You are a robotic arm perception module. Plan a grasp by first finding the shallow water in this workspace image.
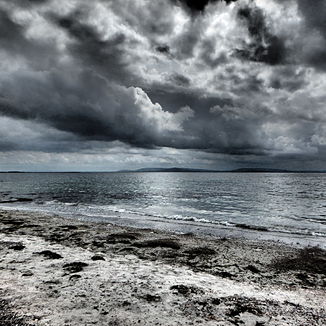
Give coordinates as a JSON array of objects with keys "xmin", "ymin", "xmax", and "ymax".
[{"xmin": 0, "ymin": 172, "xmax": 325, "ymax": 246}]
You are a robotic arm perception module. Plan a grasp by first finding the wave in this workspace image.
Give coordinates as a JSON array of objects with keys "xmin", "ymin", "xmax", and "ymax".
[{"xmin": 1, "ymin": 199, "xmax": 325, "ymax": 239}]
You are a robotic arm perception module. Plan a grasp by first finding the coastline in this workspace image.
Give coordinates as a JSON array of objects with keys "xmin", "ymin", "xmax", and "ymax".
[{"xmin": 0, "ymin": 209, "xmax": 325, "ymax": 325}]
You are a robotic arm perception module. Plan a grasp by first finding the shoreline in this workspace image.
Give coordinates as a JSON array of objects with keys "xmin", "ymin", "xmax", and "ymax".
[
  {"xmin": 0, "ymin": 209, "xmax": 325, "ymax": 325},
  {"xmin": 1, "ymin": 204, "xmax": 325, "ymax": 250}
]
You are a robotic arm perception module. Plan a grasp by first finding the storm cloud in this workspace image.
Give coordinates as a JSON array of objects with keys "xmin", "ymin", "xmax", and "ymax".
[{"xmin": 0, "ymin": 0, "xmax": 325, "ymax": 170}]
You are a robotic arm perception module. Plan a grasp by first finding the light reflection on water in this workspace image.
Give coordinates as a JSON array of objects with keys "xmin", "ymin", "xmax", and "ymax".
[{"xmin": 0, "ymin": 172, "xmax": 325, "ymax": 244}]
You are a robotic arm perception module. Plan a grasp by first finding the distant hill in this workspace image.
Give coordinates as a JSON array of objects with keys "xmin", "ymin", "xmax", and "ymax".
[
  {"xmin": 116, "ymin": 167, "xmax": 326, "ymax": 173},
  {"xmin": 230, "ymin": 168, "xmax": 290, "ymax": 173},
  {"xmin": 118, "ymin": 167, "xmax": 220, "ymax": 173}
]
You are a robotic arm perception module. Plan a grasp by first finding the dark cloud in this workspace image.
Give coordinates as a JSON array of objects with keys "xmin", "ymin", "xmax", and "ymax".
[
  {"xmin": 297, "ymin": 0, "xmax": 326, "ymax": 37},
  {"xmin": 199, "ymin": 39, "xmax": 228, "ymax": 68},
  {"xmin": 52, "ymin": 11, "xmax": 136, "ymax": 85},
  {"xmin": 177, "ymin": 0, "xmax": 213, "ymax": 12},
  {"xmin": 296, "ymin": 0, "xmax": 326, "ymax": 71},
  {"xmin": 174, "ymin": 0, "xmax": 237, "ymax": 13},
  {"xmin": 236, "ymin": 5, "xmax": 286, "ymax": 65},
  {"xmin": 0, "ymin": 0, "xmax": 325, "ymax": 169},
  {"xmin": 0, "ymin": 9, "xmax": 32, "ymax": 56},
  {"xmin": 169, "ymin": 74, "xmax": 191, "ymax": 87},
  {"xmin": 267, "ymin": 67, "xmax": 307, "ymax": 92},
  {"xmin": 0, "ymin": 7, "xmax": 58, "ymax": 70},
  {"xmin": 7, "ymin": 0, "xmax": 49, "ymax": 7},
  {"xmin": 156, "ymin": 45, "xmax": 170, "ymax": 54}
]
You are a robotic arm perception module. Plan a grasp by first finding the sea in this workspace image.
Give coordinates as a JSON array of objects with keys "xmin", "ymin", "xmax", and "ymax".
[{"xmin": 0, "ymin": 172, "xmax": 325, "ymax": 248}]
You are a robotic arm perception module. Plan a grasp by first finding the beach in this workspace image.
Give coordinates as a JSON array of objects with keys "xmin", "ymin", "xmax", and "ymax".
[{"xmin": 0, "ymin": 209, "xmax": 325, "ymax": 326}]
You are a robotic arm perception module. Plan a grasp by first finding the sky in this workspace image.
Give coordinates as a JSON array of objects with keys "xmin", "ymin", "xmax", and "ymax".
[{"xmin": 0, "ymin": 0, "xmax": 325, "ymax": 171}]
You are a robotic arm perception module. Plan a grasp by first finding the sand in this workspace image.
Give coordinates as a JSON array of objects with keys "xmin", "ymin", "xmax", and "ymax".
[{"xmin": 0, "ymin": 209, "xmax": 325, "ymax": 326}]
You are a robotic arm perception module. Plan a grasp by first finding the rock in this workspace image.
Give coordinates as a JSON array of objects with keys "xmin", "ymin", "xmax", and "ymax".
[
  {"xmin": 0, "ymin": 298, "xmax": 31, "ymax": 326},
  {"xmin": 0, "ymin": 198, "xmax": 33, "ymax": 204},
  {"xmin": 272, "ymin": 246, "xmax": 326, "ymax": 276},
  {"xmin": 143, "ymin": 294, "xmax": 161, "ymax": 302},
  {"xmin": 63, "ymin": 262, "xmax": 89, "ymax": 274},
  {"xmin": 16, "ymin": 198, "xmax": 33, "ymax": 202},
  {"xmin": 185, "ymin": 247, "xmax": 215, "ymax": 257},
  {"xmin": 170, "ymin": 284, "xmax": 204, "ymax": 296},
  {"xmin": 58, "ymin": 225, "xmax": 79, "ymax": 231},
  {"xmin": 109, "ymin": 232, "xmax": 139, "ymax": 241},
  {"xmin": 9, "ymin": 244, "xmax": 25, "ymax": 251},
  {"xmin": 36, "ymin": 250, "xmax": 63, "ymax": 259},
  {"xmin": 235, "ymin": 224, "xmax": 268, "ymax": 232},
  {"xmin": 91, "ymin": 255, "xmax": 105, "ymax": 261},
  {"xmin": 1, "ymin": 220, "xmax": 25, "ymax": 226},
  {"xmin": 215, "ymin": 271, "xmax": 233, "ymax": 278},
  {"xmin": 256, "ymin": 321, "xmax": 266, "ymax": 326},
  {"xmin": 211, "ymin": 298, "xmax": 221, "ymax": 305},
  {"xmin": 92, "ymin": 240, "xmax": 105, "ymax": 248},
  {"xmin": 226, "ymin": 297, "xmax": 263, "ymax": 317},
  {"xmin": 246, "ymin": 265, "xmax": 261, "ymax": 274},
  {"xmin": 134, "ymin": 239, "xmax": 181, "ymax": 250}
]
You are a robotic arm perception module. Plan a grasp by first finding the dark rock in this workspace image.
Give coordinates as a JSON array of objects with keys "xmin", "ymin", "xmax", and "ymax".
[
  {"xmin": 107, "ymin": 238, "xmax": 131, "ymax": 244},
  {"xmin": 69, "ymin": 274, "xmax": 82, "ymax": 280},
  {"xmin": 122, "ymin": 301, "xmax": 131, "ymax": 307},
  {"xmin": 91, "ymin": 255, "xmax": 105, "ymax": 261},
  {"xmin": 68, "ymin": 232, "xmax": 86, "ymax": 239},
  {"xmin": 215, "ymin": 271, "xmax": 233, "ymax": 278},
  {"xmin": 246, "ymin": 265, "xmax": 261, "ymax": 273},
  {"xmin": 22, "ymin": 271, "xmax": 33, "ymax": 277},
  {"xmin": 143, "ymin": 294, "xmax": 161, "ymax": 302},
  {"xmin": 235, "ymin": 224, "xmax": 268, "ymax": 232},
  {"xmin": 211, "ymin": 298, "xmax": 221, "ymax": 305},
  {"xmin": 185, "ymin": 247, "xmax": 215, "ymax": 256},
  {"xmin": 117, "ymin": 247, "xmax": 136, "ymax": 253},
  {"xmin": 134, "ymin": 239, "xmax": 180, "ymax": 250},
  {"xmin": 296, "ymin": 273, "xmax": 316, "ymax": 286},
  {"xmin": 43, "ymin": 279, "xmax": 61, "ymax": 285},
  {"xmin": 23, "ymin": 224, "xmax": 39, "ymax": 228},
  {"xmin": 226, "ymin": 297, "xmax": 264, "ymax": 317},
  {"xmin": 272, "ymin": 246, "xmax": 326, "ymax": 276},
  {"xmin": 46, "ymin": 233, "xmax": 66, "ymax": 242},
  {"xmin": 171, "ymin": 284, "xmax": 190, "ymax": 295},
  {"xmin": 58, "ymin": 225, "xmax": 79, "ymax": 231},
  {"xmin": 0, "ymin": 198, "xmax": 33, "ymax": 204},
  {"xmin": 1, "ymin": 220, "xmax": 25, "ymax": 226},
  {"xmin": 63, "ymin": 262, "xmax": 89, "ymax": 274},
  {"xmin": 92, "ymin": 240, "xmax": 105, "ymax": 248},
  {"xmin": 36, "ymin": 250, "xmax": 63, "ymax": 259},
  {"xmin": 0, "ymin": 298, "xmax": 31, "ymax": 326},
  {"xmin": 16, "ymin": 198, "xmax": 33, "ymax": 202},
  {"xmin": 9, "ymin": 244, "xmax": 25, "ymax": 251},
  {"xmin": 170, "ymin": 284, "xmax": 204, "ymax": 296},
  {"xmin": 109, "ymin": 232, "xmax": 139, "ymax": 240}
]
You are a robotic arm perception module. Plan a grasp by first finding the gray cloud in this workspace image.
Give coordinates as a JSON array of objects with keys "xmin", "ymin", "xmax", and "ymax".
[
  {"xmin": 296, "ymin": 0, "xmax": 326, "ymax": 71},
  {"xmin": 0, "ymin": 0, "xmax": 325, "ymax": 170},
  {"xmin": 235, "ymin": 5, "xmax": 286, "ymax": 65},
  {"xmin": 174, "ymin": 0, "xmax": 238, "ymax": 13}
]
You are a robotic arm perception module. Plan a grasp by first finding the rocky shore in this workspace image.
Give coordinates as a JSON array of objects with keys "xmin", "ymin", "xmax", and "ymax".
[{"xmin": 0, "ymin": 209, "xmax": 325, "ymax": 325}]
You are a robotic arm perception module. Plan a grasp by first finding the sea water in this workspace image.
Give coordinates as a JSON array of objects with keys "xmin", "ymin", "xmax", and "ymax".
[{"xmin": 0, "ymin": 172, "xmax": 325, "ymax": 247}]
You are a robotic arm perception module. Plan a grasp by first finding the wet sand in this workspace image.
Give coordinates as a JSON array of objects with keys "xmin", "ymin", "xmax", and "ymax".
[{"xmin": 0, "ymin": 209, "xmax": 325, "ymax": 325}]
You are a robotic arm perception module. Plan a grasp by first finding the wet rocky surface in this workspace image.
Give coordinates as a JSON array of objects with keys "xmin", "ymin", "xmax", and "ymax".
[
  {"xmin": 0, "ymin": 209, "xmax": 325, "ymax": 326},
  {"xmin": 0, "ymin": 297, "xmax": 31, "ymax": 326},
  {"xmin": 1, "ymin": 210, "xmax": 324, "ymax": 289}
]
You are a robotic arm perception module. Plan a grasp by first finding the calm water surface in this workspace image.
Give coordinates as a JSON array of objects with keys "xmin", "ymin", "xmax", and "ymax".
[{"xmin": 0, "ymin": 173, "xmax": 325, "ymax": 246}]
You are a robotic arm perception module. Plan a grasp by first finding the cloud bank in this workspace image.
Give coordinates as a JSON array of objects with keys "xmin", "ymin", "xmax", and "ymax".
[{"xmin": 0, "ymin": 0, "xmax": 325, "ymax": 170}]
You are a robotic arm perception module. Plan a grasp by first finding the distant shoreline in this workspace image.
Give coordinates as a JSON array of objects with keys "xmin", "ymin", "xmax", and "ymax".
[{"xmin": 1, "ymin": 168, "xmax": 326, "ymax": 173}]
